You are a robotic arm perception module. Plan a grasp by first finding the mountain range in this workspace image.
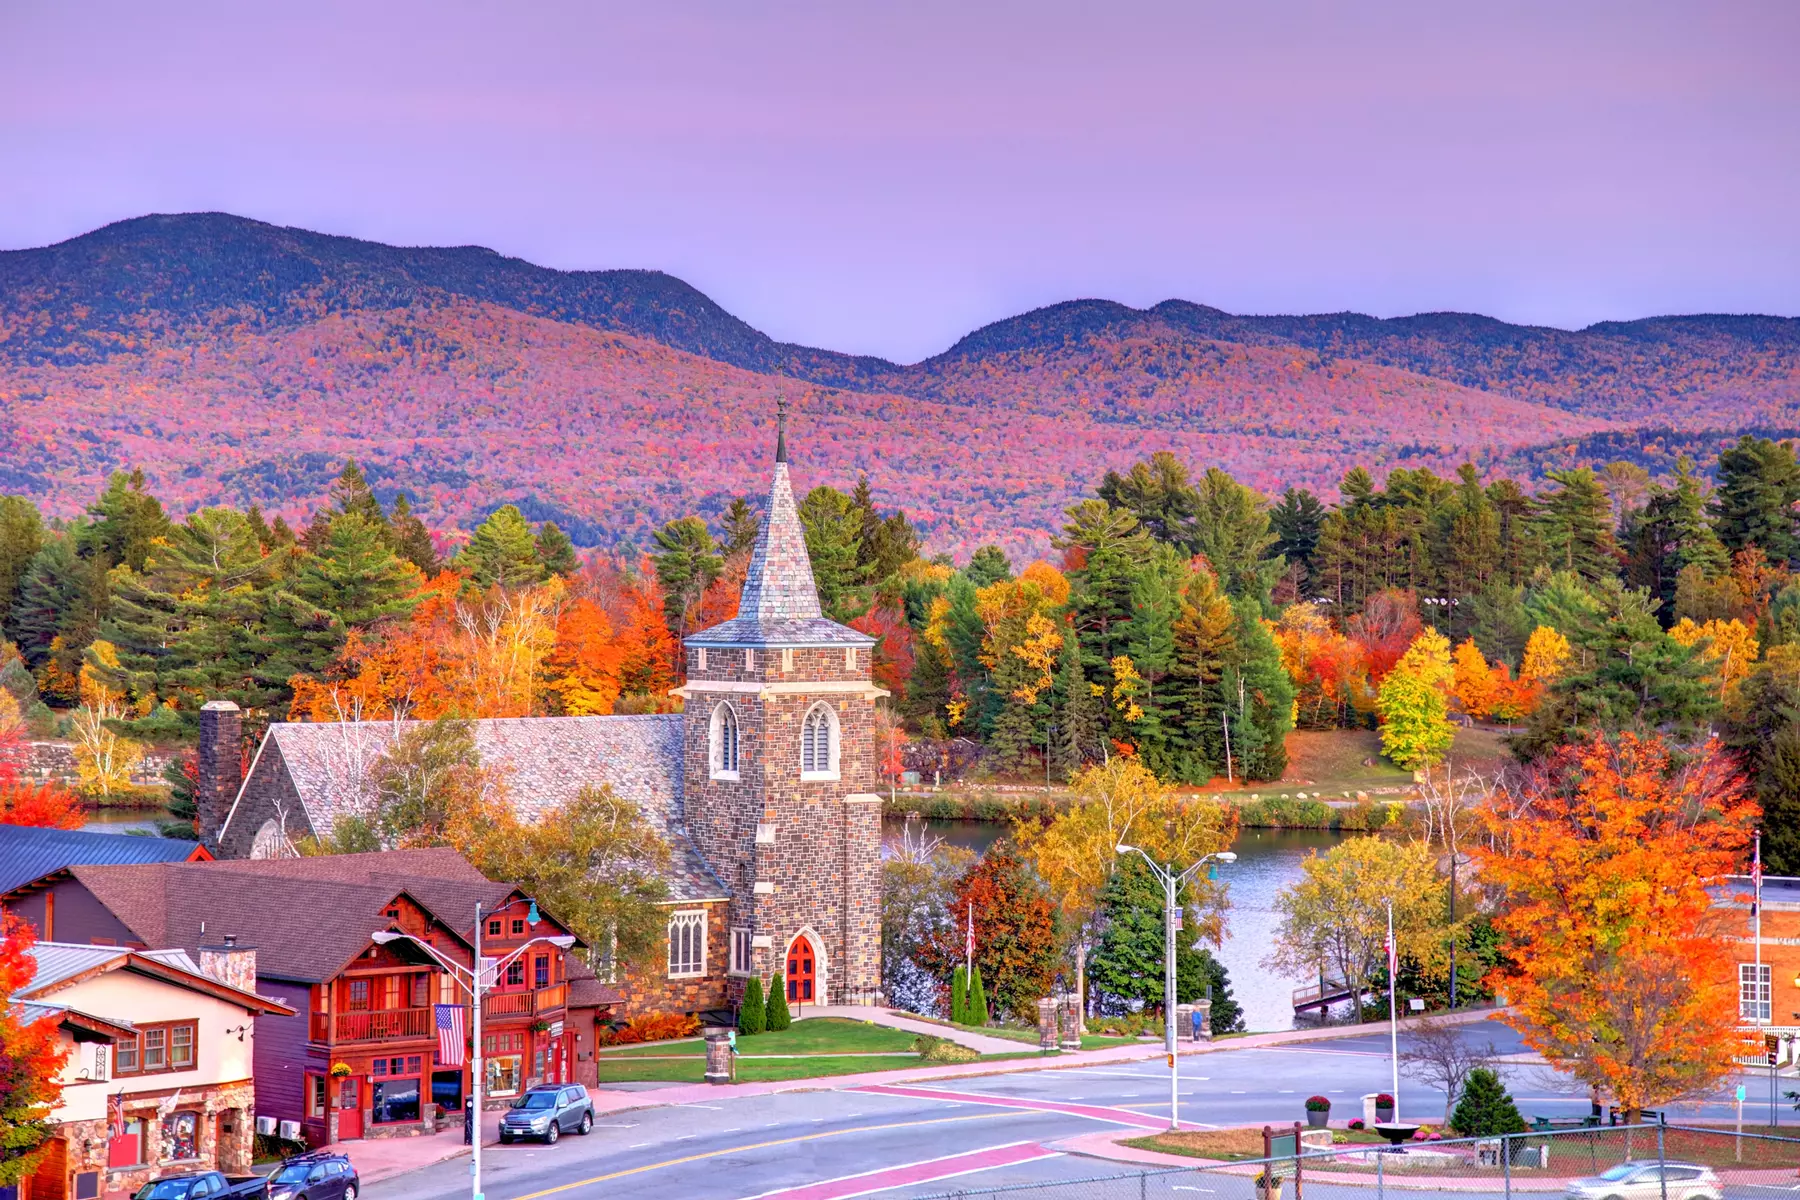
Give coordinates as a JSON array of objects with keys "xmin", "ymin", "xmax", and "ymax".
[{"xmin": 3, "ymin": 212, "xmax": 1798, "ymax": 559}]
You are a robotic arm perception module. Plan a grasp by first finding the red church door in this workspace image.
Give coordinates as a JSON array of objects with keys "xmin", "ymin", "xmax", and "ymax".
[{"xmin": 785, "ymin": 937, "xmax": 815, "ymax": 1006}]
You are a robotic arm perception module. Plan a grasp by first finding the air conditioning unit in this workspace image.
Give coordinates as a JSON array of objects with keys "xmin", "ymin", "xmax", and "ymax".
[
  {"xmin": 255, "ymin": 1116, "xmax": 277, "ymax": 1136},
  {"xmin": 278, "ymin": 1121, "xmax": 301, "ymax": 1141}
]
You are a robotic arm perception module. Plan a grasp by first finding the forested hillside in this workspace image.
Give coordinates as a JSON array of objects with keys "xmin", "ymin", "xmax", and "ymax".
[{"xmin": 3, "ymin": 212, "xmax": 1798, "ymax": 559}]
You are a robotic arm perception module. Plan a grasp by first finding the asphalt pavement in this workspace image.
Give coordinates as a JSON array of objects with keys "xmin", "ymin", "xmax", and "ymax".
[{"xmin": 364, "ymin": 1021, "xmax": 1800, "ymax": 1200}]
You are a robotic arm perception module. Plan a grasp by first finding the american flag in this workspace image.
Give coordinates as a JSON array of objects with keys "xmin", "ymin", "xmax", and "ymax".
[{"xmin": 435, "ymin": 1004, "xmax": 467, "ymax": 1067}]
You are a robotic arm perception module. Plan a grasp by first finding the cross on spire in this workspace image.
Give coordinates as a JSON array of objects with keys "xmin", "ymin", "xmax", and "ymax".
[{"xmin": 776, "ymin": 397, "xmax": 788, "ymax": 465}]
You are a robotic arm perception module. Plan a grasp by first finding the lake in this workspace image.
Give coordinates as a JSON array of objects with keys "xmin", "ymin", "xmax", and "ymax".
[
  {"xmin": 79, "ymin": 808, "xmax": 165, "ymax": 835},
  {"xmin": 883, "ymin": 817, "xmax": 1346, "ymax": 1032}
]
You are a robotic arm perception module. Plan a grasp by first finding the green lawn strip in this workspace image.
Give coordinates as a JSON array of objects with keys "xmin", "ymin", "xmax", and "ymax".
[
  {"xmin": 594, "ymin": 1047, "xmax": 1048, "ymax": 1085},
  {"xmin": 598, "ymin": 1039, "xmax": 706, "ymax": 1058},
  {"xmin": 1125, "ymin": 1127, "xmax": 1388, "ymax": 1161},
  {"xmin": 596, "ymin": 1018, "xmax": 919, "ymax": 1060}
]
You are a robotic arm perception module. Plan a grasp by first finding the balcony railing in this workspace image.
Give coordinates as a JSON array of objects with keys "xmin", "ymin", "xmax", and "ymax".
[
  {"xmin": 321, "ymin": 1007, "xmax": 434, "ymax": 1043},
  {"xmin": 482, "ymin": 984, "xmax": 568, "ymax": 1020}
]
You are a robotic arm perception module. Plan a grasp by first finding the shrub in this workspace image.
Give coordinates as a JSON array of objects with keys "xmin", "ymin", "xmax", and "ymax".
[
  {"xmin": 1348, "ymin": 1119, "xmax": 1365, "ymax": 1130},
  {"xmin": 765, "ymin": 975, "xmax": 792, "ymax": 1031},
  {"xmin": 739, "ymin": 977, "xmax": 766, "ymax": 1036},
  {"xmin": 1304, "ymin": 1095, "xmax": 1330, "ymax": 1112},
  {"xmin": 950, "ymin": 966, "xmax": 968, "ymax": 1025},
  {"xmin": 968, "ymin": 964, "xmax": 990, "ymax": 1026},
  {"xmin": 1451, "ymin": 1067, "xmax": 1526, "ymax": 1138},
  {"xmin": 594, "ymin": 1012, "xmax": 701, "ymax": 1047},
  {"xmin": 912, "ymin": 1034, "xmax": 980, "ymax": 1063}
]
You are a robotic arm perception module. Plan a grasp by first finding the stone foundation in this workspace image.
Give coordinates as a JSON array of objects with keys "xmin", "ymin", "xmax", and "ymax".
[{"xmin": 49, "ymin": 1078, "xmax": 254, "ymax": 1200}]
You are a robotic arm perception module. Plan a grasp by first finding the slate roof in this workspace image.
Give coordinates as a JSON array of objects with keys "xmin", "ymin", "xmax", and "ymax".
[
  {"xmin": 0, "ymin": 824, "xmax": 205, "ymax": 895},
  {"xmin": 225, "ymin": 716, "xmax": 727, "ymax": 902},
  {"xmin": 686, "ymin": 462, "xmax": 873, "ymax": 650}
]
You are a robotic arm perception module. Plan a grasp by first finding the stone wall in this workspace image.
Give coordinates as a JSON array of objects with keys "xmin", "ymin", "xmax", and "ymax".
[
  {"xmin": 609, "ymin": 899, "xmax": 734, "ymax": 1019},
  {"xmin": 51, "ymin": 1077, "xmax": 254, "ymax": 1200}
]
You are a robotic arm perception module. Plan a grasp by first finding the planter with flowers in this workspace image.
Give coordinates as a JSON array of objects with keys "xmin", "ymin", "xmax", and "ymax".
[
  {"xmin": 329, "ymin": 1062, "xmax": 352, "ymax": 1079},
  {"xmin": 1304, "ymin": 1095, "xmax": 1331, "ymax": 1128},
  {"xmin": 1375, "ymin": 1093, "xmax": 1395, "ymax": 1123}
]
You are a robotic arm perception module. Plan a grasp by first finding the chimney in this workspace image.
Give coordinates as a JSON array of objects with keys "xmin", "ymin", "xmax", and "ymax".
[
  {"xmin": 198, "ymin": 935, "xmax": 258, "ymax": 993},
  {"xmin": 196, "ymin": 700, "xmax": 243, "ymax": 850}
]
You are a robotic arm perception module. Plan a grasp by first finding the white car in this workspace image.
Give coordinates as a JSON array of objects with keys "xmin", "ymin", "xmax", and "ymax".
[{"xmin": 1565, "ymin": 1161, "xmax": 1723, "ymax": 1200}]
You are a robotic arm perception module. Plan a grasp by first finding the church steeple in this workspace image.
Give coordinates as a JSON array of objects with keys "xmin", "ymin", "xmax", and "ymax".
[{"xmin": 776, "ymin": 396, "xmax": 788, "ymax": 465}]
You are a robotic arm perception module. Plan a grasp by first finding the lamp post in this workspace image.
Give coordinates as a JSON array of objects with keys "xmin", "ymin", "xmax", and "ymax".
[
  {"xmin": 373, "ymin": 903, "xmax": 574, "ymax": 1200},
  {"xmin": 1115, "ymin": 843, "xmax": 1236, "ymax": 1132}
]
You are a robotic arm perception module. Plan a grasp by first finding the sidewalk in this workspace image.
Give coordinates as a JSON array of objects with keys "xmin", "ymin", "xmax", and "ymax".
[
  {"xmin": 797, "ymin": 1004, "xmax": 1041, "ymax": 1055},
  {"xmin": 327, "ymin": 1007, "xmax": 1503, "ymax": 1185}
]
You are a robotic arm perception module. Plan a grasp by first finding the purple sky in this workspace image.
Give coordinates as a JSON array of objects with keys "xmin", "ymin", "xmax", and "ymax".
[{"xmin": 2, "ymin": 1, "xmax": 1795, "ymax": 362}]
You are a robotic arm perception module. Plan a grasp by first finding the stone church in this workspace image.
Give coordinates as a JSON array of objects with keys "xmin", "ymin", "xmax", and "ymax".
[{"xmin": 203, "ymin": 417, "xmax": 884, "ymax": 1016}]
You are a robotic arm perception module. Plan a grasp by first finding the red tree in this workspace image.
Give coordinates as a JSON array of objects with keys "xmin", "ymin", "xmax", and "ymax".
[
  {"xmin": 0, "ymin": 782, "xmax": 84, "ymax": 830},
  {"xmin": 0, "ymin": 912, "xmax": 68, "ymax": 1187},
  {"xmin": 920, "ymin": 843, "xmax": 1061, "ymax": 1023}
]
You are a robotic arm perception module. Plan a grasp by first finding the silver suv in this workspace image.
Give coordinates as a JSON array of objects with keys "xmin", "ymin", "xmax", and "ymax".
[
  {"xmin": 1565, "ymin": 1161, "xmax": 1722, "ymax": 1200},
  {"xmin": 499, "ymin": 1084, "xmax": 594, "ymax": 1144}
]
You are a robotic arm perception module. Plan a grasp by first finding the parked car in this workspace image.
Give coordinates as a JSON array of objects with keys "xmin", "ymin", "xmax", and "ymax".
[
  {"xmin": 1565, "ymin": 1161, "xmax": 1723, "ymax": 1200},
  {"xmin": 499, "ymin": 1083, "xmax": 595, "ymax": 1144},
  {"xmin": 267, "ymin": 1151, "xmax": 361, "ymax": 1200},
  {"xmin": 133, "ymin": 1171, "xmax": 269, "ymax": 1199}
]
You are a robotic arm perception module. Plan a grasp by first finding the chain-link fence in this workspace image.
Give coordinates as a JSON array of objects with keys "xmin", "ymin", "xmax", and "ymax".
[{"xmin": 906, "ymin": 1122, "xmax": 1800, "ymax": 1200}]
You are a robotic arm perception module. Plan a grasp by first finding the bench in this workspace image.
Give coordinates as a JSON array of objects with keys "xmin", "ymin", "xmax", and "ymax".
[{"xmin": 1531, "ymin": 1115, "xmax": 1601, "ymax": 1130}]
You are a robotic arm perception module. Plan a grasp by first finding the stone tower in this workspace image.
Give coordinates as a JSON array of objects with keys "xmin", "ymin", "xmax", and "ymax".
[{"xmin": 679, "ymin": 403, "xmax": 884, "ymax": 1007}]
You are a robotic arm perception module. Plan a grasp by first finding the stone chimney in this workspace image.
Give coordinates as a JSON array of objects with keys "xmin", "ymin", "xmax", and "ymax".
[
  {"xmin": 198, "ymin": 934, "xmax": 258, "ymax": 993},
  {"xmin": 196, "ymin": 700, "xmax": 243, "ymax": 849}
]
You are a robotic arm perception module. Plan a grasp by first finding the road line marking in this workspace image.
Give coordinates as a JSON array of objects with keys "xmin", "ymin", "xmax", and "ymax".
[
  {"xmin": 629, "ymin": 1142, "xmax": 650, "ymax": 1148},
  {"xmin": 851, "ymin": 1084, "xmax": 1170, "ymax": 1130},
  {"xmin": 738, "ymin": 1141, "xmax": 1061, "ymax": 1200},
  {"xmin": 502, "ymin": 1112, "xmax": 1014, "ymax": 1199},
  {"xmin": 677, "ymin": 1103, "xmax": 724, "ymax": 1110}
]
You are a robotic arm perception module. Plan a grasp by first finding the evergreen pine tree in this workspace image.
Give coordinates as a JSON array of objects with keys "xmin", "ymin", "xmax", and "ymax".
[
  {"xmin": 968, "ymin": 964, "xmax": 990, "ymax": 1026},
  {"xmin": 964, "ymin": 545, "xmax": 1012, "ymax": 588},
  {"xmin": 1712, "ymin": 435, "xmax": 1800, "ymax": 566},
  {"xmin": 903, "ymin": 631, "xmax": 953, "ymax": 736},
  {"xmin": 459, "ymin": 505, "xmax": 546, "ymax": 588},
  {"xmin": 158, "ymin": 752, "xmax": 200, "ymax": 841},
  {"xmin": 1053, "ymin": 628, "xmax": 1103, "ymax": 777},
  {"xmin": 950, "ymin": 965, "xmax": 968, "ymax": 1024},
  {"xmin": 1450, "ymin": 1067, "xmax": 1526, "ymax": 1137},
  {"xmin": 535, "ymin": 521, "xmax": 580, "ymax": 577},
  {"xmin": 1536, "ymin": 468, "xmax": 1619, "ymax": 583},
  {"xmin": 1269, "ymin": 486, "xmax": 1325, "ymax": 589},
  {"xmin": 651, "ymin": 517, "xmax": 723, "ymax": 638},
  {"xmin": 389, "ymin": 493, "xmax": 441, "ymax": 575},
  {"xmin": 798, "ymin": 486, "xmax": 868, "ymax": 620},
  {"xmin": 1227, "ymin": 597, "xmax": 1294, "ymax": 780},
  {"xmin": 1165, "ymin": 569, "xmax": 1234, "ymax": 783},
  {"xmin": 719, "ymin": 497, "xmax": 760, "ymax": 560},
  {"xmin": 329, "ymin": 458, "xmax": 388, "ymax": 529},
  {"xmin": 738, "ymin": 976, "xmax": 766, "ymax": 1036},
  {"xmin": 80, "ymin": 469, "xmax": 170, "ymax": 571},
  {"xmin": 1757, "ymin": 724, "xmax": 1800, "ymax": 877},
  {"xmin": 764, "ymin": 976, "xmax": 791, "ymax": 1031},
  {"xmin": 272, "ymin": 512, "xmax": 419, "ymax": 678},
  {"xmin": 0, "ymin": 496, "xmax": 44, "ymax": 637},
  {"xmin": 1086, "ymin": 857, "xmax": 1244, "ymax": 1031}
]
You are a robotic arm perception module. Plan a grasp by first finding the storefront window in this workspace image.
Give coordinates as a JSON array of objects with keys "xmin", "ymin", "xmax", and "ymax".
[
  {"xmin": 371, "ymin": 1078, "xmax": 421, "ymax": 1124},
  {"xmin": 162, "ymin": 1111, "xmax": 199, "ymax": 1161},
  {"xmin": 486, "ymin": 1054, "xmax": 522, "ymax": 1097}
]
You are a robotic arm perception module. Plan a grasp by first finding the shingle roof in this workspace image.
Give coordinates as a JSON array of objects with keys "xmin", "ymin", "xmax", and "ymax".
[
  {"xmin": 686, "ymin": 462, "xmax": 872, "ymax": 650},
  {"xmin": 0, "ymin": 824, "xmax": 204, "ymax": 895},
  {"xmin": 227, "ymin": 717, "xmax": 727, "ymax": 902},
  {"xmin": 69, "ymin": 864, "xmax": 443, "ymax": 983}
]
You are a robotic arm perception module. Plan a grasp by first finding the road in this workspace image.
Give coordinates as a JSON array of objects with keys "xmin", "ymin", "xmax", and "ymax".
[{"xmin": 365, "ymin": 1022, "xmax": 1799, "ymax": 1200}]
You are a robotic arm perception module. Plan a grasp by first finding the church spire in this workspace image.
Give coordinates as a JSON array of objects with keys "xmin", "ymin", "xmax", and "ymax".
[{"xmin": 733, "ymin": 403, "xmax": 821, "ymax": 623}]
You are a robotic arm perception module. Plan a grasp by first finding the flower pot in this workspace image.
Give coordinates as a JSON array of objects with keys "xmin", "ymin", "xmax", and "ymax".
[
  {"xmin": 1257, "ymin": 1177, "xmax": 1283, "ymax": 1200},
  {"xmin": 1375, "ymin": 1107, "xmax": 1394, "ymax": 1123},
  {"xmin": 1307, "ymin": 1109, "xmax": 1329, "ymax": 1128}
]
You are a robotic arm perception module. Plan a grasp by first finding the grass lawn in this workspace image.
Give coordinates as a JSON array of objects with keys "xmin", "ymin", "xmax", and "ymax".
[
  {"xmin": 591, "ymin": 1017, "xmax": 1047, "ymax": 1083},
  {"xmin": 1124, "ymin": 1126, "xmax": 1388, "ymax": 1161}
]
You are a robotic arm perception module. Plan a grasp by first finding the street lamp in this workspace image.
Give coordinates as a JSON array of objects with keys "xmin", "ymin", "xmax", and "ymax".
[
  {"xmin": 373, "ymin": 902, "xmax": 575, "ymax": 1200},
  {"xmin": 1115, "ymin": 843, "xmax": 1236, "ymax": 1132}
]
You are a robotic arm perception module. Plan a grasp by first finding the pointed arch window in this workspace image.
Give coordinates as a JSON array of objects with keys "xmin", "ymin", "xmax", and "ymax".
[
  {"xmin": 800, "ymin": 703, "xmax": 839, "ymax": 780},
  {"xmin": 710, "ymin": 703, "xmax": 740, "ymax": 780}
]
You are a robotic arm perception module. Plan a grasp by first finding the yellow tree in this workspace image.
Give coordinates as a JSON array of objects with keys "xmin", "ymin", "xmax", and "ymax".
[
  {"xmin": 1377, "ymin": 628, "xmax": 1455, "ymax": 770},
  {"xmin": 1669, "ymin": 617, "xmax": 1759, "ymax": 701},
  {"xmin": 1519, "ymin": 625, "xmax": 1572, "ymax": 688},
  {"xmin": 1269, "ymin": 837, "xmax": 1446, "ymax": 1016},
  {"xmin": 1017, "ymin": 757, "xmax": 1237, "ymax": 1024},
  {"xmin": 70, "ymin": 640, "xmax": 145, "ymax": 797}
]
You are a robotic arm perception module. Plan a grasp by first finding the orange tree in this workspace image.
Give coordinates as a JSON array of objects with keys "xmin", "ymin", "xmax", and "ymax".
[
  {"xmin": 919, "ymin": 842, "xmax": 1061, "ymax": 1023},
  {"xmin": 1, "ymin": 912, "xmax": 67, "ymax": 1185},
  {"xmin": 1476, "ymin": 732, "xmax": 1757, "ymax": 1121}
]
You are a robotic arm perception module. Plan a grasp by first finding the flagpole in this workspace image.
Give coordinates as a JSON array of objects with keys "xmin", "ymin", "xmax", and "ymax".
[{"xmin": 1387, "ymin": 897, "xmax": 1399, "ymax": 1124}]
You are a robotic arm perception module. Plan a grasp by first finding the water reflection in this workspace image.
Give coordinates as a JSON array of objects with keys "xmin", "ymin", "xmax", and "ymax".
[{"xmin": 881, "ymin": 817, "xmax": 1346, "ymax": 1032}]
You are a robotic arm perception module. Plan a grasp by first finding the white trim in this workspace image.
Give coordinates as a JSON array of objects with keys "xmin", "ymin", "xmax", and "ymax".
[
  {"xmin": 669, "ymin": 681, "xmax": 889, "ymax": 701},
  {"xmin": 843, "ymin": 793, "xmax": 883, "ymax": 804},
  {"xmin": 709, "ymin": 701, "xmax": 741, "ymax": 780},
  {"xmin": 667, "ymin": 909, "xmax": 707, "ymax": 979},
  {"xmin": 784, "ymin": 928, "xmax": 828, "ymax": 1008},
  {"xmin": 753, "ymin": 882, "xmax": 776, "ymax": 895},
  {"xmin": 728, "ymin": 927, "xmax": 754, "ymax": 977}
]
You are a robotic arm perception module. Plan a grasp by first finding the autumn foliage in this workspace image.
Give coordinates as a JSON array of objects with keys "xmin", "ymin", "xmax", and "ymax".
[
  {"xmin": 1476, "ymin": 732, "xmax": 1758, "ymax": 1120},
  {"xmin": 0, "ymin": 912, "xmax": 67, "ymax": 1186},
  {"xmin": 919, "ymin": 843, "xmax": 1061, "ymax": 1024}
]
